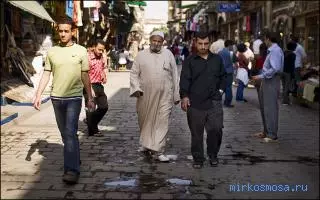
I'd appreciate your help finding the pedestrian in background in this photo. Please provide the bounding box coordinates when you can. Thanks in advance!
[83,39,109,136]
[252,43,268,95]
[235,43,249,102]
[180,32,226,169]
[281,41,297,105]
[209,31,224,54]
[218,40,235,107]
[130,31,180,162]
[291,35,307,96]
[252,31,284,143]
[33,17,95,184]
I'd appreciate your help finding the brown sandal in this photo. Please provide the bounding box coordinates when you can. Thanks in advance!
[253,132,266,138]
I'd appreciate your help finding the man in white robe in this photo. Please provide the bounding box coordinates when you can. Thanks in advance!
[130,31,180,162]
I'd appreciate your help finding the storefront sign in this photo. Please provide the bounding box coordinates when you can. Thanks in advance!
[217,3,240,12]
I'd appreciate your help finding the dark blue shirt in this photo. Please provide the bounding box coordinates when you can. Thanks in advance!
[218,48,234,74]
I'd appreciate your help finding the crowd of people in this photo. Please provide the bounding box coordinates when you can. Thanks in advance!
[32,16,314,185]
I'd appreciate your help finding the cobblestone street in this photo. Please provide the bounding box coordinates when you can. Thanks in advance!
[1,72,319,199]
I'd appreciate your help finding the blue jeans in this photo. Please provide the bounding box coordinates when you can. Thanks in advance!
[236,80,245,101]
[224,73,233,106]
[51,98,82,174]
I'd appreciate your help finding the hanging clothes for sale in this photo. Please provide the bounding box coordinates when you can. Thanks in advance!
[66,0,73,18]
[186,19,191,31]
[246,15,251,32]
[196,24,200,32]
[73,0,83,26]
[93,8,99,22]
[242,16,246,31]
[256,11,260,37]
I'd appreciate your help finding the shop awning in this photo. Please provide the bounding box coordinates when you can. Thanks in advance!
[8,0,55,23]
[127,1,147,7]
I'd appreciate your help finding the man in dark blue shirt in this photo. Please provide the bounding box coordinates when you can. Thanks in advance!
[179,32,227,168]
[219,40,235,107]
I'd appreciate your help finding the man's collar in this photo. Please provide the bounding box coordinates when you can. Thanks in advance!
[88,51,102,60]
[195,51,214,59]
[268,43,278,51]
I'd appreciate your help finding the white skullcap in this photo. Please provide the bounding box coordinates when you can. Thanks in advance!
[150,31,164,39]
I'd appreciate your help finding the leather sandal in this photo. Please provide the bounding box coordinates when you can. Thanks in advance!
[253,132,266,138]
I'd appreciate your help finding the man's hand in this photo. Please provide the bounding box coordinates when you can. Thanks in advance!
[181,97,190,112]
[101,73,107,84]
[86,99,96,111]
[33,96,41,110]
[132,91,143,98]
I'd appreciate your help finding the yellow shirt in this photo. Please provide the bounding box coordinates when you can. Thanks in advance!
[44,44,89,97]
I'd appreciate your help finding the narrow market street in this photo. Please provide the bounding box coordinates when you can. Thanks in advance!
[1,72,319,199]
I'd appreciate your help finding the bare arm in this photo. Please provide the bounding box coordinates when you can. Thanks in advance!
[33,71,51,110]
[81,71,93,100]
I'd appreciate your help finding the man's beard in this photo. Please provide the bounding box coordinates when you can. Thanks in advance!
[150,44,161,53]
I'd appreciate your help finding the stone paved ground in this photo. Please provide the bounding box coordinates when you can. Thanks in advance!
[1,72,319,199]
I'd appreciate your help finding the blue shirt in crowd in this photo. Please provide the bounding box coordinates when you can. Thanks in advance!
[258,43,284,79]
[218,48,234,74]
[294,43,307,68]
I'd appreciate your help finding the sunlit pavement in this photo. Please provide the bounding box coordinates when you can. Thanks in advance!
[1,71,319,199]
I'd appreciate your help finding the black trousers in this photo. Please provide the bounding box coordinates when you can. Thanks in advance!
[187,100,224,163]
[83,83,108,134]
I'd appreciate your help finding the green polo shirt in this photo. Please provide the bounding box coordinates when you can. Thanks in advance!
[44,44,89,97]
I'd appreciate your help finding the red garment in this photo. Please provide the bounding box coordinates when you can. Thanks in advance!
[73,1,78,24]
[246,16,251,32]
[255,55,266,70]
[88,51,105,83]
[237,53,249,71]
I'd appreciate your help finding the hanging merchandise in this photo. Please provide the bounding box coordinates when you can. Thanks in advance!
[93,8,99,22]
[196,24,200,32]
[255,11,260,37]
[66,0,73,18]
[73,0,83,26]
[246,15,251,32]
[242,16,246,31]
[186,19,191,31]
[191,21,197,32]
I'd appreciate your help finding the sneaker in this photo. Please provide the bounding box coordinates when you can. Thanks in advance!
[209,157,219,167]
[157,154,170,162]
[62,171,79,184]
[282,103,289,106]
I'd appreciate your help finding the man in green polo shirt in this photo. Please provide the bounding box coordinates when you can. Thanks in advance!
[33,18,95,184]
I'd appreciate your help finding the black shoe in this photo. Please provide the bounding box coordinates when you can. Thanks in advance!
[209,157,219,167]
[243,99,248,102]
[62,171,79,184]
[224,104,234,108]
